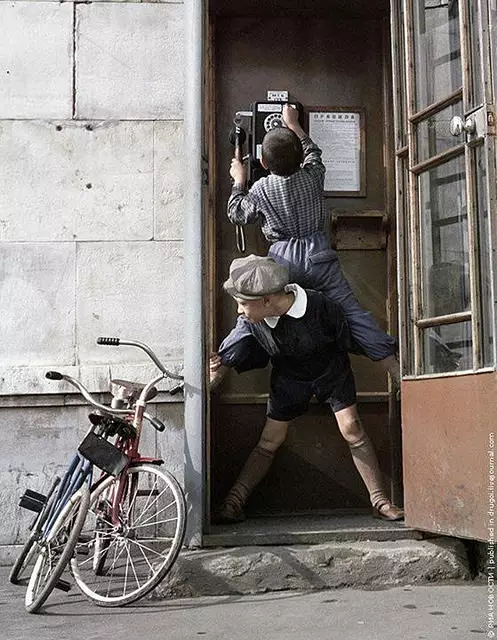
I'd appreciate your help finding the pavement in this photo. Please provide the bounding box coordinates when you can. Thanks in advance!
[0,564,488,640]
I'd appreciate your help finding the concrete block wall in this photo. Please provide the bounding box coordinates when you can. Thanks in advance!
[0,0,186,550]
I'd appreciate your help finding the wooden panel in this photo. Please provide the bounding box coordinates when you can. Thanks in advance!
[402,372,495,541]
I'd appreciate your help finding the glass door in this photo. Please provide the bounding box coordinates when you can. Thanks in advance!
[391,0,496,540]
[395,0,495,379]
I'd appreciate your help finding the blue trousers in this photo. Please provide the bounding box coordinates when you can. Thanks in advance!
[219,231,396,367]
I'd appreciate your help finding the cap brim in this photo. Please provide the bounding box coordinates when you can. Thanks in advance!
[223,277,264,301]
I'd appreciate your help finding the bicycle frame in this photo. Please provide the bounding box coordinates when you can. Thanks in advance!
[42,454,93,541]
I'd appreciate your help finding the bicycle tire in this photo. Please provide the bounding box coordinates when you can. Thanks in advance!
[9,477,61,585]
[71,464,186,607]
[24,484,90,613]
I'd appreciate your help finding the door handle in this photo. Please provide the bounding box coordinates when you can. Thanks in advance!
[449,115,477,137]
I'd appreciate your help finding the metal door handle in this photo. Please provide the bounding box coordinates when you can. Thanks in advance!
[449,115,477,136]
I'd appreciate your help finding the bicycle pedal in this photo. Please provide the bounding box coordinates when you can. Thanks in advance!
[55,579,72,592]
[19,491,47,513]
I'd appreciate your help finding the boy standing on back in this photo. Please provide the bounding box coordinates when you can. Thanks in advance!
[222,104,399,380]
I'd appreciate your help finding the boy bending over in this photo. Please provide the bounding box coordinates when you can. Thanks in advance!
[211,254,404,524]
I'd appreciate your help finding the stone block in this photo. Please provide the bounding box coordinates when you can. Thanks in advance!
[0,120,154,242]
[0,243,75,371]
[76,241,184,365]
[0,405,89,546]
[154,121,184,240]
[155,402,185,483]
[75,3,184,119]
[0,2,72,118]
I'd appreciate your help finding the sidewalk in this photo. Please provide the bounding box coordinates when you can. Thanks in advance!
[1,515,473,601]
[0,564,487,640]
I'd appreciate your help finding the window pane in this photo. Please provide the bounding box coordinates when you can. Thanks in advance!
[419,155,470,317]
[475,144,494,366]
[415,101,463,162]
[413,0,462,110]
[422,321,472,373]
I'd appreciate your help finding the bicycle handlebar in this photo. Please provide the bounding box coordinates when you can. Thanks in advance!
[96,337,184,381]
[46,372,131,416]
[45,339,183,433]
[45,370,174,433]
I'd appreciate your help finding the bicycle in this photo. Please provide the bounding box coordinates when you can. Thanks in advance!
[11,337,186,612]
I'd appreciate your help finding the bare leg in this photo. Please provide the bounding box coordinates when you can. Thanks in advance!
[334,404,404,521]
[216,418,289,523]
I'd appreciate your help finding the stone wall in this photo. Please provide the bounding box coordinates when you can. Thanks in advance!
[0,0,185,552]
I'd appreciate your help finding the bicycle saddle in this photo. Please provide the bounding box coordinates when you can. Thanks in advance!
[110,378,158,403]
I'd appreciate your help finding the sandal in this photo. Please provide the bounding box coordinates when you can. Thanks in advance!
[214,501,246,524]
[373,500,404,522]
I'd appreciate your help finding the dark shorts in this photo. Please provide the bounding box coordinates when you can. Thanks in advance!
[266,364,357,422]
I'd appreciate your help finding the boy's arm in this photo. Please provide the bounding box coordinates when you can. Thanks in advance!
[227,185,264,227]
[209,353,230,390]
[218,316,271,372]
[283,105,325,179]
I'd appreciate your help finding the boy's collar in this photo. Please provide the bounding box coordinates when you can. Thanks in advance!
[264,284,307,328]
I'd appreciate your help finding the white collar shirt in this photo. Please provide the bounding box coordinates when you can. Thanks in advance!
[264,283,307,329]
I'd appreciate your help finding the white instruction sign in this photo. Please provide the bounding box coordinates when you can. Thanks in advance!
[309,111,363,193]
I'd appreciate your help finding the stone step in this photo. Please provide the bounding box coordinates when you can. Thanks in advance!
[154,537,471,600]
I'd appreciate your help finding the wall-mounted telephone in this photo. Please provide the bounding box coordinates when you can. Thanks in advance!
[231,94,304,186]
[229,92,304,253]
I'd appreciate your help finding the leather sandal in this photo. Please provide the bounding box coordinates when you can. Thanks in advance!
[373,500,404,522]
[214,501,246,524]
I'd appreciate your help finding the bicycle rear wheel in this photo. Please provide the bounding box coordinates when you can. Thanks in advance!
[25,484,90,613]
[71,464,186,606]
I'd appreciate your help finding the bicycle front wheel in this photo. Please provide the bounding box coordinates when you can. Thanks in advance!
[25,484,90,613]
[71,464,186,606]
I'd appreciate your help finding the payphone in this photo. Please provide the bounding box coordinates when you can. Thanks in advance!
[230,93,304,187]
[229,93,304,251]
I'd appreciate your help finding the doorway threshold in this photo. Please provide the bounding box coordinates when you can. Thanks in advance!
[204,511,422,547]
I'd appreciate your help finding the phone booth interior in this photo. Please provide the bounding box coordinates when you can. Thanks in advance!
[206,0,401,527]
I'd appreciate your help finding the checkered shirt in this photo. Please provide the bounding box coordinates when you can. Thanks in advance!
[227,136,326,242]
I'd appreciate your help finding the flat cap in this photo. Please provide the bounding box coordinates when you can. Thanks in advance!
[223,254,289,300]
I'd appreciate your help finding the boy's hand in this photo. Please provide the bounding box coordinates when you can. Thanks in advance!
[209,353,229,390]
[283,104,305,138]
[230,158,247,186]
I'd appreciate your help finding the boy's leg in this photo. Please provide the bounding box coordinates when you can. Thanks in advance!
[216,418,289,523]
[333,404,404,521]
[379,354,401,387]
